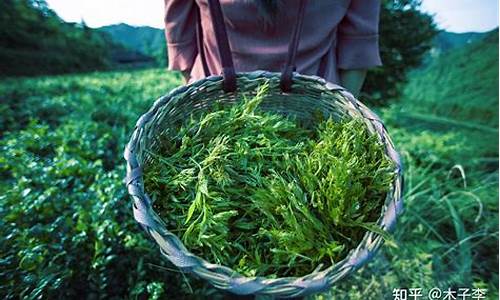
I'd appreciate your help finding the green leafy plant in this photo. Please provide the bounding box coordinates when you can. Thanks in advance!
[143,84,396,277]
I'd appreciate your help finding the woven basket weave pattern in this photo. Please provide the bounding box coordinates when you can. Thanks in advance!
[124,71,403,298]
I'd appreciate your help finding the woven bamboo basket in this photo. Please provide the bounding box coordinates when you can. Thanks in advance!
[124,71,403,298]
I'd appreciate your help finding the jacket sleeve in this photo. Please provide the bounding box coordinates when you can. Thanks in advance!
[336,0,382,70]
[164,0,198,72]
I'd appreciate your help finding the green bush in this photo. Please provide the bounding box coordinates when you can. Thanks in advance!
[0,70,220,299]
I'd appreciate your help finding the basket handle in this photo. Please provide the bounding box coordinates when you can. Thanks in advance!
[202,0,308,93]
[280,0,307,92]
[196,5,210,77]
[207,0,237,92]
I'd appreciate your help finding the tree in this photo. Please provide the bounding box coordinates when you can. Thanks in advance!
[0,0,112,76]
[362,0,438,105]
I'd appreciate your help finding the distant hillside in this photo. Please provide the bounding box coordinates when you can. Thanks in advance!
[98,24,166,66]
[384,28,498,173]
[399,28,499,127]
[0,1,113,76]
[0,2,161,76]
[432,31,488,54]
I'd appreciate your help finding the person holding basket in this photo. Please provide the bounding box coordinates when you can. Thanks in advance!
[164,0,382,97]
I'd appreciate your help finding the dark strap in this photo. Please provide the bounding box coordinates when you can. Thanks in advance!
[196,5,210,77]
[207,0,236,92]
[280,0,307,92]
[200,0,308,93]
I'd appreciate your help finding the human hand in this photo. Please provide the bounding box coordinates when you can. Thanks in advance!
[339,69,367,98]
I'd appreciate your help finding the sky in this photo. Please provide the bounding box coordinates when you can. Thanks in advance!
[45,0,499,33]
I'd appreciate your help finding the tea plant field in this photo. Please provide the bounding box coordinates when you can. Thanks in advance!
[0,35,498,299]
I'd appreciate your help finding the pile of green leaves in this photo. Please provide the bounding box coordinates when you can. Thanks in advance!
[144,85,395,277]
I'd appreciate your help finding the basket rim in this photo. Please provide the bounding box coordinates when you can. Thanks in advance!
[124,70,404,297]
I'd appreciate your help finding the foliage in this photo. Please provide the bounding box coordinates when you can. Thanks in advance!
[362,0,438,105]
[99,24,168,67]
[398,29,499,128]
[144,85,395,277]
[0,0,113,76]
[0,70,216,299]
[432,31,488,56]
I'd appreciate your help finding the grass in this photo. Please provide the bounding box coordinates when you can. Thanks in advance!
[400,29,499,128]
[0,31,498,299]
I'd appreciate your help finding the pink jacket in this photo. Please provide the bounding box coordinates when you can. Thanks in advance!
[164,0,382,84]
